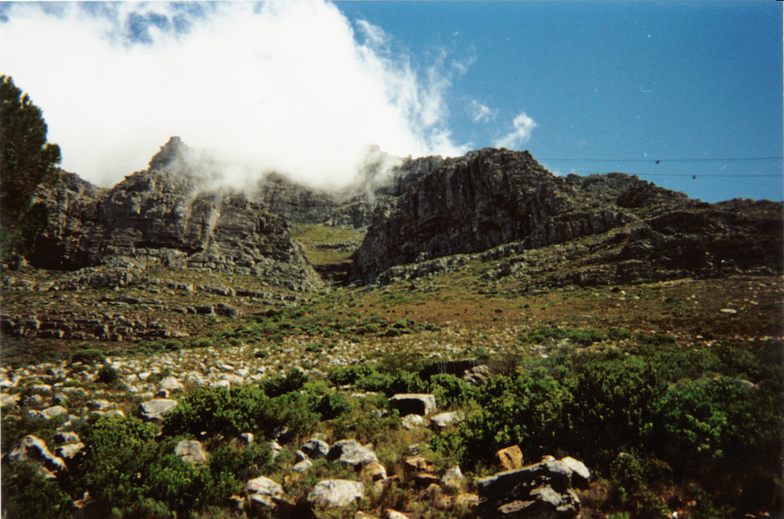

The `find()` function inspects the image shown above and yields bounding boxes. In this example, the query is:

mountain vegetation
[0,75,61,268]
[1,121,782,518]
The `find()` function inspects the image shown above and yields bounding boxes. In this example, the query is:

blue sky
[1,1,781,202]
[340,1,783,203]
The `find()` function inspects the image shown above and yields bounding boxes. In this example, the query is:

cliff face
[350,149,638,284]
[30,137,322,291]
[349,148,783,286]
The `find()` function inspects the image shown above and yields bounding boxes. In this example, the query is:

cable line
[539,156,783,163]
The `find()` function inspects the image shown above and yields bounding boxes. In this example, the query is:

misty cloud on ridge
[0,2,457,190]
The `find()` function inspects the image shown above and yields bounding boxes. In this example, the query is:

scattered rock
[430,411,464,430]
[327,440,379,468]
[476,457,582,519]
[138,398,178,423]
[388,394,437,417]
[159,376,185,392]
[495,445,524,471]
[175,440,208,464]
[5,435,67,477]
[307,479,365,509]
[302,438,330,460]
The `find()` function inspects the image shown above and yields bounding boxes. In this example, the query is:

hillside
[1,140,782,519]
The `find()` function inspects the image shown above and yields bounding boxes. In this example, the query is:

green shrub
[328,363,378,386]
[206,441,276,498]
[96,365,121,385]
[70,348,106,365]
[261,368,309,397]
[315,392,352,420]
[1,459,72,519]
[608,329,632,341]
[529,327,607,345]
[163,386,266,438]
[635,333,676,345]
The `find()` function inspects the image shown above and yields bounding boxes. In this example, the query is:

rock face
[31,137,321,291]
[476,457,583,519]
[351,148,636,284]
[350,148,783,285]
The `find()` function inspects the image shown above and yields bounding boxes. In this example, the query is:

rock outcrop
[349,148,783,285]
[350,148,638,284]
[477,456,585,519]
[31,137,322,292]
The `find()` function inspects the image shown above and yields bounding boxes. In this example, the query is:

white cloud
[470,100,498,123]
[494,111,537,150]
[0,1,468,190]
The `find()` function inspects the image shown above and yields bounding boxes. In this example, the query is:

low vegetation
[1,242,782,518]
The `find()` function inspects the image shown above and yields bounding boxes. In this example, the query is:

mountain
[30,137,322,292]
[29,139,783,292]
[3,138,783,519]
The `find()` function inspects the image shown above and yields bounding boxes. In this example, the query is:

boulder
[138,398,178,422]
[0,393,20,407]
[244,475,283,498]
[363,461,388,482]
[159,376,185,392]
[560,456,590,489]
[292,459,313,473]
[55,443,85,460]
[175,440,207,464]
[476,457,581,519]
[307,479,364,509]
[243,475,289,513]
[430,411,464,430]
[402,414,426,430]
[327,440,378,467]
[302,438,330,460]
[442,466,464,491]
[40,405,69,420]
[5,435,67,476]
[388,394,437,417]
[54,431,81,444]
[462,364,493,386]
[404,456,434,474]
[495,445,524,471]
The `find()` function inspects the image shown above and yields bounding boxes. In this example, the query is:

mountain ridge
[27,138,783,290]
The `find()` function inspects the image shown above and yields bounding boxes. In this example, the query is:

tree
[0,75,61,268]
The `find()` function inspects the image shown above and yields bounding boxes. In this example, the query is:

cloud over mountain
[0,1,478,189]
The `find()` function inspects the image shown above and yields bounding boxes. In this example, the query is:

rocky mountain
[28,139,783,292]
[30,137,322,292]
[349,148,783,286]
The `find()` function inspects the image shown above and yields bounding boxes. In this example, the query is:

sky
[1,1,781,202]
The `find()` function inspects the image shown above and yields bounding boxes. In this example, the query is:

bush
[261,368,309,397]
[315,392,352,420]
[70,348,106,365]
[529,327,607,345]
[163,386,267,438]
[1,459,72,519]
[96,365,121,385]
